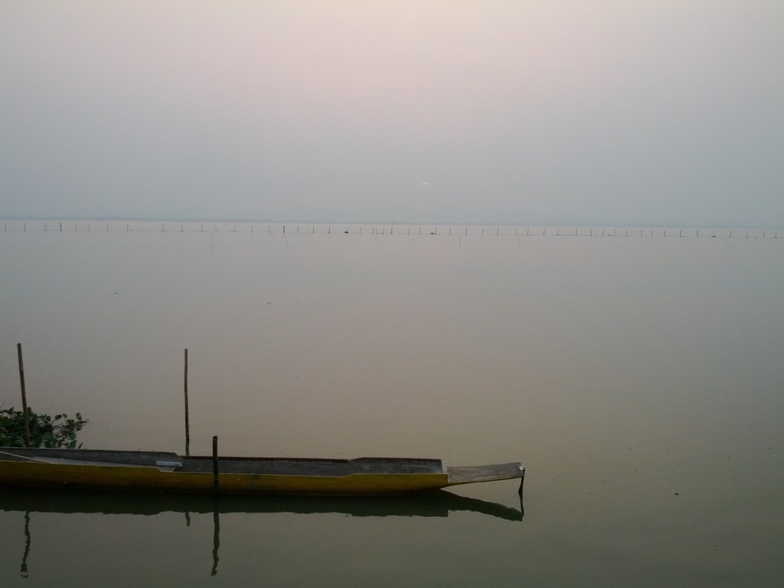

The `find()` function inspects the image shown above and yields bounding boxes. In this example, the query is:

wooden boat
[0,447,524,496]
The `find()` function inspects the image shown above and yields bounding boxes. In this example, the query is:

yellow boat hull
[0,448,523,496]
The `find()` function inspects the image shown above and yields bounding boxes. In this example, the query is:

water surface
[1,222,782,586]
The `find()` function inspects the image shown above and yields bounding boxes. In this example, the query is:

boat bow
[446,462,525,486]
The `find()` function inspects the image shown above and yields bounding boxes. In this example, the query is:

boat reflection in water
[1,488,523,577]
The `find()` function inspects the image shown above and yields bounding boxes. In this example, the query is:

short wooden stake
[17,343,31,447]
[212,436,220,491]
[518,468,526,518]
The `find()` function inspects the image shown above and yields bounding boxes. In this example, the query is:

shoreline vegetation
[0,407,88,449]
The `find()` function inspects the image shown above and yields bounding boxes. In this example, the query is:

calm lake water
[1,221,782,586]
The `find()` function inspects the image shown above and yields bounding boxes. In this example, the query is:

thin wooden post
[518,468,526,518]
[212,436,220,492]
[184,349,190,456]
[518,468,525,498]
[17,343,31,447]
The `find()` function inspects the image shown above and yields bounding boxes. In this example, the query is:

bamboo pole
[184,349,190,456]
[17,343,31,447]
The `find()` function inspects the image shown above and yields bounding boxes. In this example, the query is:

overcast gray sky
[1,1,782,226]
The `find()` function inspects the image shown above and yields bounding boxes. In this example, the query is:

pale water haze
[0,223,782,585]
[2,1,783,226]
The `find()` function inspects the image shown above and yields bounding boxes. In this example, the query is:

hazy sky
[1,1,782,226]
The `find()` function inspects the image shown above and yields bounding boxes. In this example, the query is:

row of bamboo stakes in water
[2,221,779,239]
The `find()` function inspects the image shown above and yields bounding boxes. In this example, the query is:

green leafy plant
[0,406,88,448]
